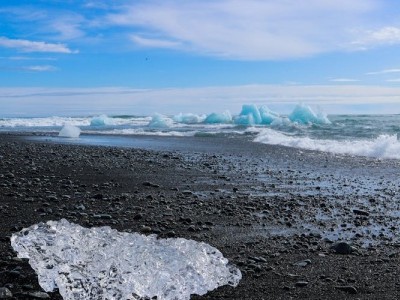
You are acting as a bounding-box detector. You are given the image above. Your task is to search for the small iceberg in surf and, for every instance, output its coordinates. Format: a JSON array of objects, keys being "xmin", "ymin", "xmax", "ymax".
[
  {"xmin": 148, "ymin": 113, "xmax": 173, "ymax": 128},
  {"xmin": 233, "ymin": 104, "xmax": 328, "ymax": 126},
  {"xmin": 289, "ymin": 103, "xmax": 330, "ymax": 125},
  {"xmin": 58, "ymin": 125, "xmax": 81, "ymax": 138},
  {"xmin": 204, "ymin": 111, "xmax": 232, "ymax": 124},
  {"xmin": 90, "ymin": 114, "xmax": 114, "ymax": 126},
  {"xmin": 234, "ymin": 104, "xmax": 281, "ymax": 125}
]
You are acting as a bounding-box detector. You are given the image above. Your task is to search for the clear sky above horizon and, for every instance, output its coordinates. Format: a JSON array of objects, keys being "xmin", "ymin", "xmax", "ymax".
[{"xmin": 1, "ymin": 0, "xmax": 400, "ymax": 116}]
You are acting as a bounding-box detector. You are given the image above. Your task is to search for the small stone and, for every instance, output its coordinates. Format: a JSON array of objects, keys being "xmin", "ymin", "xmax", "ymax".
[
  {"xmin": 187, "ymin": 225, "xmax": 196, "ymax": 232},
  {"xmin": 335, "ymin": 285, "xmax": 358, "ymax": 294},
  {"xmin": 295, "ymin": 281, "xmax": 309, "ymax": 287},
  {"xmin": 331, "ymin": 242, "xmax": 353, "ymax": 254},
  {"xmin": 140, "ymin": 226, "xmax": 152, "ymax": 234},
  {"xmin": 133, "ymin": 213, "xmax": 143, "ymax": 220},
  {"xmin": 166, "ymin": 231, "xmax": 176, "ymax": 237},
  {"xmin": 27, "ymin": 291, "xmax": 50, "ymax": 299},
  {"xmin": 293, "ymin": 259, "xmax": 312, "ymax": 267},
  {"xmin": 352, "ymin": 209, "xmax": 369, "ymax": 216},
  {"xmin": 143, "ymin": 182, "xmax": 159, "ymax": 188},
  {"xmin": 93, "ymin": 193, "xmax": 103, "ymax": 200},
  {"xmin": 94, "ymin": 214, "xmax": 112, "ymax": 220},
  {"xmin": 0, "ymin": 287, "xmax": 12, "ymax": 299},
  {"xmin": 181, "ymin": 190, "xmax": 193, "ymax": 196}
]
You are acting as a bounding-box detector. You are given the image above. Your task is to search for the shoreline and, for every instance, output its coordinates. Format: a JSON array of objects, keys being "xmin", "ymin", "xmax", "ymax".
[{"xmin": 0, "ymin": 134, "xmax": 399, "ymax": 299}]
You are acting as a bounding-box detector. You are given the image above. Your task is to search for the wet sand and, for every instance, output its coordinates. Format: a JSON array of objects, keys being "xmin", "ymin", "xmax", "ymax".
[{"xmin": 0, "ymin": 133, "xmax": 400, "ymax": 299}]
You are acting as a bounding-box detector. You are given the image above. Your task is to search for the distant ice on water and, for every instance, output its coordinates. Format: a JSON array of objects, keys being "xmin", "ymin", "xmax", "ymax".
[
  {"xmin": 90, "ymin": 114, "xmax": 114, "ymax": 126},
  {"xmin": 11, "ymin": 219, "xmax": 241, "ymax": 300},
  {"xmin": 148, "ymin": 113, "xmax": 173, "ymax": 128}
]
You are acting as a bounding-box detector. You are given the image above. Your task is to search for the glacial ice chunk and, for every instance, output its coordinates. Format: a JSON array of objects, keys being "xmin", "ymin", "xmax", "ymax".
[
  {"xmin": 236, "ymin": 104, "xmax": 262, "ymax": 125},
  {"xmin": 90, "ymin": 114, "xmax": 114, "ymax": 126},
  {"xmin": 259, "ymin": 106, "xmax": 280, "ymax": 125},
  {"xmin": 58, "ymin": 125, "xmax": 81, "ymax": 138},
  {"xmin": 289, "ymin": 104, "xmax": 330, "ymax": 125},
  {"xmin": 235, "ymin": 114, "xmax": 255, "ymax": 126},
  {"xmin": 204, "ymin": 111, "xmax": 232, "ymax": 124},
  {"xmin": 148, "ymin": 113, "xmax": 173, "ymax": 128},
  {"xmin": 234, "ymin": 105, "xmax": 280, "ymax": 126},
  {"xmin": 11, "ymin": 219, "xmax": 241, "ymax": 300}
]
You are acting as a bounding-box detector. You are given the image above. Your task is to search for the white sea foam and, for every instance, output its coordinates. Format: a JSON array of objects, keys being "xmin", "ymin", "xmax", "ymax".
[
  {"xmin": 173, "ymin": 113, "xmax": 206, "ymax": 124},
  {"xmin": 0, "ymin": 116, "xmax": 151, "ymax": 129},
  {"xmin": 254, "ymin": 128, "xmax": 400, "ymax": 159},
  {"xmin": 100, "ymin": 129, "xmax": 197, "ymax": 137},
  {"xmin": 0, "ymin": 117, "xmax": 90, "ymax": 128},
  {"xmin": 11, "ymin": 219, "xmax": 241, "ymax": 300}
]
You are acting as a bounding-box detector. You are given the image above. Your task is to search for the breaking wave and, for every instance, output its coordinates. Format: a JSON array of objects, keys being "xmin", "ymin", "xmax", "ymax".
[{"xmin": 254, "ymin": 128, "xmax": 400, "ymax": 159}]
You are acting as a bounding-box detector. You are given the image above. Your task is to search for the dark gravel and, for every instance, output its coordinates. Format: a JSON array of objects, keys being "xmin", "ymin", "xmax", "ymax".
[{"xmin": 0, "ymin": 133, "xmax": 400, "ymax": 299}]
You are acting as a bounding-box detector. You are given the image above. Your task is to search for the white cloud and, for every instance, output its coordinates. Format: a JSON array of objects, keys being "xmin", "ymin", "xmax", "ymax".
[
  {"xmin": 367, "ymin": 68, "xmax": 400, "ymax": 75},
  {"xmin": 22, "ymin": 65, "xmax": 57, "ymax": 72},
  {"xmin": 51, "ymin": 15, "xmax": 85, "ymax": 40},
  {"xmin": 330, "ymin": 78, "xmax": 360, "ymax": 82},
  {"xmin": 130, "ymin": 35, "xmax": 182, "ymax": 49},
  {"xmin": 83, "ymin": 1, "xmax": 110, "ymax": 10},
  {"xmin": 386, "ymin": 78, "xmax": 400, "ymax": 82},
  {"xmin": 0, "ymin": 37, "xmax": 76, "ymax": 53},
  {"xmin": 353, "ymin": 26, "xmax": 400, "ymax": 49},
  {"xmin": 106, "ymin": 0, "xmax": 378, "ymax": 60}
]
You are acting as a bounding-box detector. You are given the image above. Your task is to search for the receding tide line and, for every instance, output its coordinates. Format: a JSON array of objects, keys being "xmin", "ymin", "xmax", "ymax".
[{"xmin": 11, "ymin": 219, "xmax": 242, "ymax": 300}]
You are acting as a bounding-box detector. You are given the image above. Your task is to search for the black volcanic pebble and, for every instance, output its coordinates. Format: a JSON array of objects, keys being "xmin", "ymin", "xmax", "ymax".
[
  {"xmin": 331, "ymin": 242, "xmax": 353, "ymax": 254},
  {"xmin": 352, "ymin": 209, "xmax": 369, "ymax": 216},
  {"xmin": 0, "ymin": 287, "xmax": 12, "ymax": 298},
  {"xmin": 335, "ymin": 285, "xmax": 358, "ymax": 294}
]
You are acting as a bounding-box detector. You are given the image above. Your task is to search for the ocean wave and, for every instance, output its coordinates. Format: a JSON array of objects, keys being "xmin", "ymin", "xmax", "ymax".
[
  {"xmin": 0, "ymin": 116, "xmax": 90, "ymax": 127},
  {"xmin": 254, "ymin": 128, "xmax": 400, "ymax": 159},
  {"xmin": 0, "ymin": 116, "xmax": 151, "ymax": 128}
]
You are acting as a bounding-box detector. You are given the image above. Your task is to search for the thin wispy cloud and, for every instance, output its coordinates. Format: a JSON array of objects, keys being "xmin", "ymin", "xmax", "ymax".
[
  {"xmin": 366, "ymin": 68, "xmax": 400, "ymax": 75},
  {"xmin": 130, "ymin": 35, "xmax": 182, "ymax": 49},
  {"xmin": 51, "ymin": 15, "xmax": 86, "ymax": 40},
  {"xmin": 0, "ymin": 6, "xmax": 86, "ymax": 42},
  {"xmin": 0, "ymin": 37, "xmax": 76, "ymax": 53},
  {"xmin": 352, "ymin": 26, "xmax": 400, "ymax": 49},
  {"xmin": 386, "ymin": 78, "xmax": 400, "ymax": 82},
  {"xmin": 22, "ymin": 65, "xmax": 57, "ymax": 72},
  {"xmin": 330, "ymin": 78, "xmax": 360, "ymax": 82}
]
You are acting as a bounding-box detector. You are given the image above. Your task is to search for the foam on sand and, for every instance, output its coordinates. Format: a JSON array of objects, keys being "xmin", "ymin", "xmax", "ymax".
[
  {"xmin": 58, "ymin": 125, "xmax": 81, "ymax": 138},
  {"xmin": 254, "ymin": 128, "xmax": 400, "ymax": 159},
  {"xmin": 11, "ymin": 219, "xmax": 241, "ymax": 300}
]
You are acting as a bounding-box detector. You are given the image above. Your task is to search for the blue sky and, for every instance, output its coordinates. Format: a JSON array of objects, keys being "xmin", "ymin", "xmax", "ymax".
[{"xmin": 1, "ymin": 0, "xmax": 400, "ymax": 116}]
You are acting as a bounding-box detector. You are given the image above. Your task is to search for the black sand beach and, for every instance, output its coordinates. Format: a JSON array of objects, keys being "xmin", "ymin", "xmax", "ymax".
[{"xmin": 1, "ymin": 134, "xmax": 400, "ymax": 299}]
